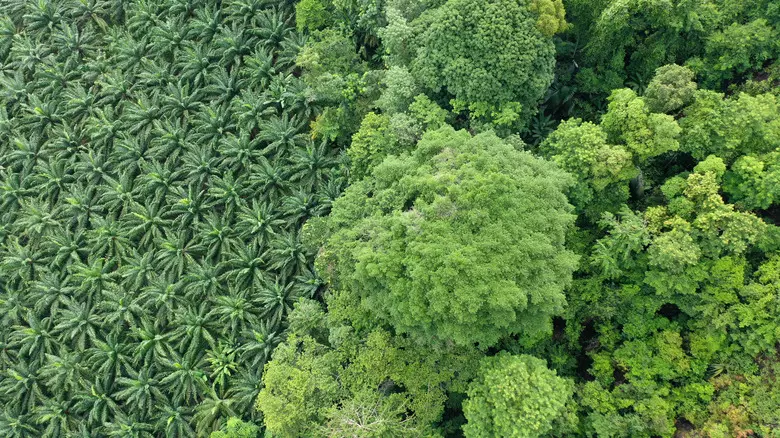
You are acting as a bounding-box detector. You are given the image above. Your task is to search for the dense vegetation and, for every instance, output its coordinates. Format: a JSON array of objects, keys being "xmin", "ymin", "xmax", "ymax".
[{"xmin": 0, "ymin": 0, "xmax": 777, "ymax": 437}]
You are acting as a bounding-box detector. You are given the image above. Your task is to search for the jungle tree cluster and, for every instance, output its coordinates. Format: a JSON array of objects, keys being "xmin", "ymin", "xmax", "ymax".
[
  {"xmin": 256, "ymin": 0, "xmax": 780, "ymax": 437},
  {"xmin": 0, "ymin": 0, "xmax": 343, "ymax": 435}
]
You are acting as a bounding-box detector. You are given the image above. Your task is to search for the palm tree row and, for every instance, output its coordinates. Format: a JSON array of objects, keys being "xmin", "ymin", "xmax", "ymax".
[{"xmin": 0, "ymin": 0, "xmax": 340, "ymax": 435}]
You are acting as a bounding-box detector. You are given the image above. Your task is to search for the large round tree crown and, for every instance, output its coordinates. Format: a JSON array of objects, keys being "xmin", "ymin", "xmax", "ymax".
[{"xmin": 314, "ymin": 126, "xmax": 578, "ymax": 347}]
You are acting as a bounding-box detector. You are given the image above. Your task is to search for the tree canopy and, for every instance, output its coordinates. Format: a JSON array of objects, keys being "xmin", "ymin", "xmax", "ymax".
[
  {"xmin": 309, "ymin": 125, "xmax": 578, "ymax": 347},
  {"xmin": 1, "ymin": 0, "xmax": 778, "ymax": 436}
]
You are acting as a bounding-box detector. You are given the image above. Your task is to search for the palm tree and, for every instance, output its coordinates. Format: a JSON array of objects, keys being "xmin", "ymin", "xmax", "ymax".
[
  {"xmin": 280, "ymin": 189, "xmax": 322, "ymax": 225},
  {"xmin": 74, "ymin": 149, "xmax": 113, "ymax": 186},
  {"xmin": 132, "ymin": 320, "xmax": 175, "ymax": 367},
  {"xmin": 294, "ymin": 266, "xmax": 326, "ymax": 300},
  {"xmin": 94, "ymin": 285, "xmax": 144, "ymax": 338},
  {"xmin": 1, "ymin": 236, "xmax": 48, "ymax": 283},
  {"xmin": 96, "ymin": 171, "xmax": 135, "ymax": 216},
  {"xmin": 248, "ymin": 157, "xmax": 291, "ymax": 204},
  {"xmin": 87, "ymin": 216, "xmax": 131, "ymax": 261},
  {"xmin": 86, "ymin": 106, "xmax": 123, "ymax": 153},
  {"xmin": 166, "ymin": 185, "xmax": 213, "ymax": 230},
  {"xmin": 67, "ymin": 0, "xmax": 110, "ymax": 32},
  {"xmin": 190, "ymin": 104, "xmax": 235, "ymax": 146},
  {"xmin": 238, "ymin": 319, "xmax": 281, "ymax": 369},
  {"xmin": 254, "ymin": 7, "xmax": 293, "ymax": 51},
  {"xmin": 219, "ymin": 245, "xmax": 267, "ymax": 290},
  {"xmin": 33, "ymin": 397, "xmax": 79, "ymax": 437},
  {"xmin": 125, "ymin": 0, "xmax": 164, "ymax": 39},
  {"xmin": 175, "ymin": 42, "xmax": 217, "ymax": 88},
  {"xmin": 195, "ymin": 212, "xmax": 234, "ymax": 262},
  {"xmin": 235, "ymin": 199, "xmax": 284, "ymax": 250},
  {"xmin": 206, "ymin": 172, "xmax": 245, "ymax": 220},
  {"xmin": 0, "ymin": 362, "xmax": 45, "ymax": 413},
  {"xmin": 209, "ymin": 286, "xmax": 261, "ymax": 340},
  {"xmin": 72, "ymin": 380, "xmax": 122, "ymax": 430},
  {"xmin": 39, "ymin": 349, "xmax": 90, "ymax": 396},
  {"xmin": 29, "ymin": 272, "xmax": 72, "ymax": 319},
  {"xmin": 214, "ymin": 22, "xmax": 257, "ymax": 69},
  {"xmin": 149, "ymin": 17, "xmax": 191, "ymax": 62},
  {"xmin": 137, "ymin": 275, "xmax": 186, "ymax": 324},
  {"xmin": 266, "ymin": 229, "xmax": 309, "ymax": 280},
  {"xmin": 119, "ymin": 249, "xmax": 156, "ymax": 291},
  {"xmin": 136, "ymin": 154, "xmax": 183, "ymax": 204},
  {"xmin": 231, "ymin": 88, "xmax": 274, "ymax": 134},
  {"xmin": 205, "ymin": 341, "xmax": 238, "ymax": 393},
  {"xmin": 111, "ymin": 31, "xmax": 149, "ymax": 73},
  {"xmin": 160, "ymin": 81, "xmax": 202, "ymax": 124},
  {"xmin": 4, "ymin": 134, "xmax": 46, "ymax": 174},
  {"xmin": 257, "ymin": 277, "xmax": 298, "ymax": 326},
  {"xmin": 225, "ymin": 369, "xmax": 263, "ymax": 420},
  {"xmin": 11, "ymin": 313, "xmax": 56, "ymax": 367},
  {"xmin": 242, "ymin": 47, "xmax": 276, "ymax": 90},
  {"xmin": 14, "ymin": 199, "xmax": 60, "ymax": 241},
  {"xmin": 155, "ymin": 230, "xmax": 201, "ymax": 278},
  {"xmin": 53, "ymin": 298, "xmax": 101, "ymax": 351},
  {"xmin": 192, "ymin": 389, "xmax": 237, "ymax": 435},
  {"xmin": 21, "ymin": 0, "xmax": 65, "ymax": 34},
  {"xmin": 60, "ymin": 182, "xmax": 101, "ymax": 229},
  {"xmin": 159, "ymin": 351, "xmax": 209, "ymax": 405},
  {"xmin": 181, "ymin": 143, "xmax": 218, "ymax": 190},
  {"xmin": 180, "ymin": 259, "xmax": 221, "ymax": 302},
  {"xmin": 113, "ymin": 366, "xmax": 167, "ymax": 421},
  {"xmin": 35, "ymin": 155, "xmax": 76, "ymax": 206},
  {"xmin": 225, "ymin": 0, "xmax": 272, "ymax": 27},
  {"xmin": 154, "ymin": 401, "xmax": 195, "ymax": 437},
  {"xmin": 137, "ymin": 57, "xmax": 176, "ymax": 91},
  {"xmin": 45, "ymin": 227, "xmax": 88, "ymax": 269},
  {"xmin": 102, "ymin": 412, "xmax": 155, "ymax": 437},
  {"xmin": 52, "ymin": 22, "xmax": 98, "ymax": 62},
  {"xmin": 125, "ymin": 200, "xmax": 171, "ymax": 248},
  {"xmin": 256, "ymin": 113, "xmax": 307, "ymax": 158},
  {"xmin": 189, "ymin": 4, "xmax": 221, "ymax": 45},
  {"xmin": 1, "ymin": 170, "xmax": 35, "ymax": 216},
  {"xmin": 149, "ymin": 118, "xmax": 191, "ymax": 163},
  {"xmin": 169, "ymin": 303, "xmax": 216, "ymax": 360},
  {"xmin": 123, "ymin": 92, "xmax": 161, "ymax": 138},
  {"xmin": 85, "ymin": 333, "xmax": 133, "ymax": 389},
  {"xmin": 288, "ymin": 140, "xmax": 337, "ymax": 191},
  {"xmin": 0, "ymin": 406, "xmax": 38, "ymax": 438},
  {"xmin": 216, "ymin": 133, "xmax": 259, "ymax": 175},
  {"xmin": 69, "ymin": 256, "xmax": 114, "ymax": 304}
]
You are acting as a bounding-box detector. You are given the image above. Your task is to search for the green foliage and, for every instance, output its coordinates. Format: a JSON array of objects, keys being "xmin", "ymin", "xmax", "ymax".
[
  {"xmin": 313, "ymin": 126, "xmax": 578, "ymax": 347},
  {"xmin": 529, "ymin": 0, "xmax": 569, "ymax": 37},
  {"xmin": 462, "ymin": 353, "xmax": 576, "ymax": 438},
  {"xmin": 696, "ymin": 19, "xmax": 778, "ymax": 86},
  {"xmin": 256, "ymin": 335, "xmax": 342, "ymax": 436},
  {"xmin": 257, "ymin": 300, "xmax": 480, "ymax": 437},
  {"xmin": 680, "ymin": 90, "xmax": 780, "ymax": 162},
  {"xmin": 571, "ymin": 160, "xmax": 778, "ymax": 435},
  {"xmin": 408, "ymin": 0, "xmax": 557, "ymax": 126},
  {"xmin": 601, "ymin": 89, "xmax": 681, "ymax": 162},
  {"xmin": 564, "ymin": 0, "xmax": 778, "ymax": 106},
  {"xmin": 724, "ymin": 152, "xmax": 780, "ymax": 210},
  {"xmin": 347, "ymin": 112, "xmax": 399, "ymax": 181},
  {"xmin": 2, "ymin": 0, "xmax": 779, "ymax": 437},
  {"xmin": 643, "ymin": 64, "xmax": 697, "ymax": 114},
  {"xmin": 299, "ymin": 28, "xmax": 382, "ymax": 145},
  {"xmin": 296, "ymin": 0, "xmax": 333, "ymax": 32},
  {"xmin": 541, "ymin": 118, "xmax": 636, "ymax": 217},
  {"xmin": 210, "ymin": 417, "xmax": 260, "ymax": 438}
]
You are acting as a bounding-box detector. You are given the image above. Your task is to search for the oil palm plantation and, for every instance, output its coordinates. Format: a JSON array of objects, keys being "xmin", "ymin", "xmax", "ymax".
[{"xmin": 0, "ymin": 0, "xmax": 341, "ymax": 434}]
